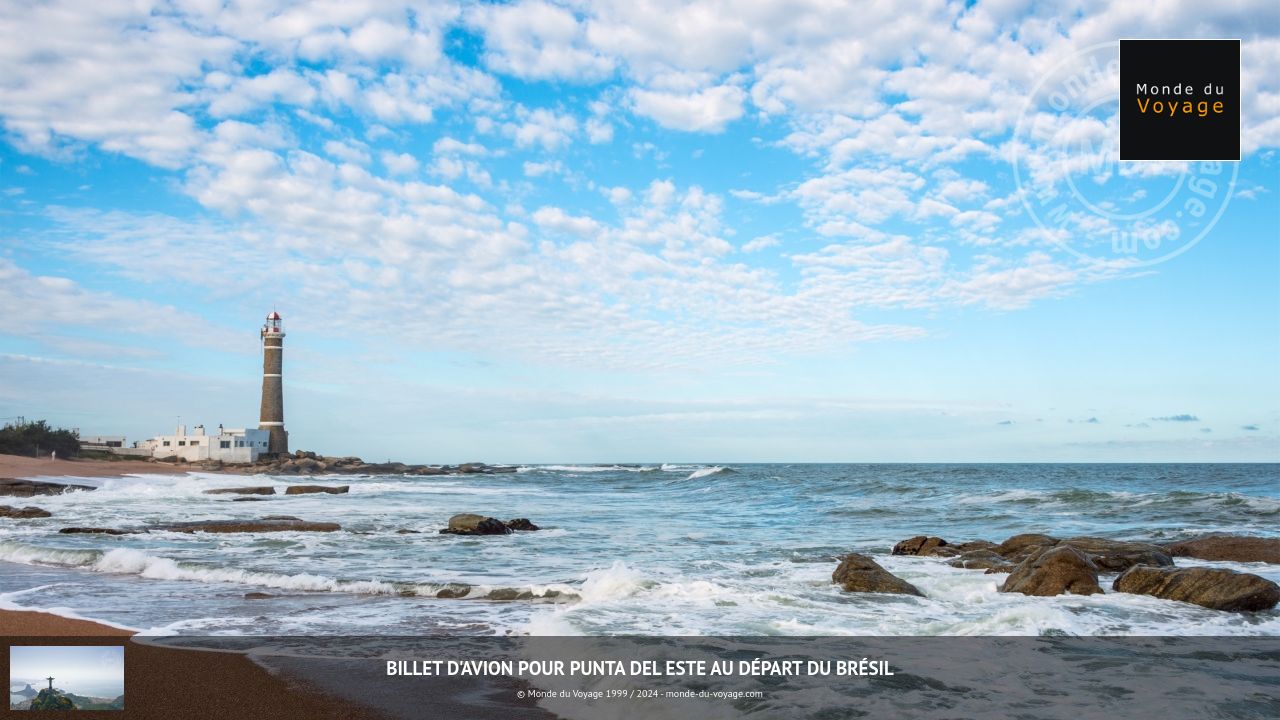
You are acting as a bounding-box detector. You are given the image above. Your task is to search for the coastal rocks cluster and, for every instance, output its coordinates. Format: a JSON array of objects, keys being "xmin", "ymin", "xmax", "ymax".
[
  {"xmin": 201, "ymin": 484, "xmax": 350, "ymax": 496},
  {"xmin": 439, "ymin": 513, "xmax": 541, "ymax": 535},
  {"xmin": 832, "ymin": 532, "xmax": 1280, "ymax": 613},
  {"xmin": 154, "ymin": 515, "xmax": 342, "ymax": 533},
  {"xmin": 0, "ymin": 477, "xmax": 94, "ymax": 497},
  {"xmin": 54, "ymin": 516, "xmax": 343, "ymax": 535},
  {"xmin": 162, "ymin": 450, "xmax": 519, "ymax": 476},
  {"xmin": 0, "ymin": 504, "xmax": 52, "ymax": 518}
]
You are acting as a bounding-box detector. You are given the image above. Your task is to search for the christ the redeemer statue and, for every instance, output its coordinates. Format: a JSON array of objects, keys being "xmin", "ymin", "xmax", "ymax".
[{"xmin": 46, "ymin": 676, "xmax": 54, "ymax": 690}]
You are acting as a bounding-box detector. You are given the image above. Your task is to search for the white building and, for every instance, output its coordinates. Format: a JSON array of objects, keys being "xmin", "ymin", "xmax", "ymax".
[{"xmin": 138, "ymin": 424, "xmax": 271, "ymax": 463}]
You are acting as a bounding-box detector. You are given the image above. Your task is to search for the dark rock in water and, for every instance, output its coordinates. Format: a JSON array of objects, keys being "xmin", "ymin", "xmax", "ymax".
[
  {"xmin": 949, "ymin": 549, "xmax": 1014, "ymax": 572},
  {"xmin": 232, "ymin": 497, "xmax": 269, "ymax": 502},
  {"xmin": 285, "ymin": 484, "xmax": 350, "ymax": 495},
  {"xmin": 396, "ymin": 528, "xmax": 421, "ymax": 534},
  {"xmin": 0, "ymin": 478, "xmax": 95, "ymax": 497},
  {"xmin": 244, "ymin": 592, "xmax": 276, "ymax": 599},
  {"xmin": 955, "ymin": 540, "xmax": 997, "ymax": 553},
  {"xmin": 439, "ymin": 513, "xmax": 512, "ymax": 535},
  {"xmin": 486, "ymin": 588, "xmax": 536, "ymax": 601},
  {"xmin": 204, "ymin": 486, "xmax": 276, "ymax": 495},
  {"xmin": 0, "ymin": 504, "xmax": 52, "ymax": 518},
  {"xmin": 1165, "ymin": 535, "xmax": 1280, "ymax": 564},
  {"xmin": 505, "ymin": 518, "xmax": 540, "ymax": 531},
  {"xmin": 436, "ymin": 585, "xmax": 471, "ymax": 599},
  {"xmin": 1055, "ymin": 537, "xmax": 1173, "ymax": 572},
  {"xmin": 1000, "ymin": 546, "xmax": 1102, "ymax": 596},
  {"xmin": 1114, "ymin": 565, "xmax": 1280, "ymax": 612},
  {"xmin": 59, "ymin": 526, "xmax": 134, "ymax": 535},
  {"xmin": 892, "ymin": 536, "xmax": 957, "ymax": 557},
  {"xmin": 832, "ymin": 554, "xmax": 924, "ymax": 596},
  {"xmin": 995, "ymin": 533, "xmax": 1059, "ymax": 560},
  {"xmin": 152, "ymin": 517, "xmax": 341, "ymax": 533}
]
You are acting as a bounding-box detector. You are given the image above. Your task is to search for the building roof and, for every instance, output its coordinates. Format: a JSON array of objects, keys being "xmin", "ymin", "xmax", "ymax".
[{"xmin": 266, "ymin": 311, "xmax": 281, "ymax": 320}]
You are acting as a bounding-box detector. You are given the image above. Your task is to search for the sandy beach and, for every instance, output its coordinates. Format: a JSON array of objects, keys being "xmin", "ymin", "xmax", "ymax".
[
  {"xmin": 0, "ymin": 453, "xmax": 241, "ymax": 480},
  {"xmin": 1, "ymin": 608, "xmax": 386, "ymax": 719}
]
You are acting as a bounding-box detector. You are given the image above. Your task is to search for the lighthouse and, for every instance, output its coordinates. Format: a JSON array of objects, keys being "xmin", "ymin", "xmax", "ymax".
[{"xmin": 259, "ymin": 311, "xmax": 288, "ymax": 455}]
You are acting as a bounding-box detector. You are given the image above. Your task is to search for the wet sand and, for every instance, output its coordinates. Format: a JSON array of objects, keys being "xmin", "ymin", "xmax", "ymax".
[
  {"xmin": 0, "ymin": 453, "xmax": 243, "ymax": 480},
  {"xmin": 0, "ymin": 608, "xmax": 386, "ymax": 719}
]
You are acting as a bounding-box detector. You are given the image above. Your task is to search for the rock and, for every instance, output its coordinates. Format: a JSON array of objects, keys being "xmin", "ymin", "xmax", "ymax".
[
  {"xmin": 152, "ymin": 517, "xmax": 341, "ymax": 533},
  {"xmin": 0, "ymin": 478, "xmax": 95, "ymax": 497},
  {"xmin": 294, "ymin": 450, "xmax": 318, "ymax": 460},
  {"xmin": 1165, "ymin": 535, "xmax": 1280, "ymax": 564},
  {"xmin": 439, "ymin": 513, "xmax": 512, "ymax": 535},
  {"xmin": 243, "ymin": 592, "xmax": 276, "ymax": 599},
  {"xmin": 232, "ymin": 497, "xmax": 270, "ymax": 502},
  {"xmin": 955, "ymin": 540, "xmax": 997, "ymax": 552},
  {"xmin": 410, "ymin": 466, "xmax": 449, "ymax": 476},
  {"xmin": 436, "ymin": 586, "xmax": 471, "ymax": 599},
  {"xmin": 1114, "ymin": 565, "xmax": 1280, "ymax": 612},
  {"xmin": 892, "ymin": 535, "xmax": 957, "ymax": 557},
  {"xmin": 284, "ymin": 485, "xmax": 350, "ymax": 495},
  {"xmin": 0, "ymin": 505, "xmax": 52, "ymax": 518},
  {"xmin": 292, "ymin": 457, "xmax": 322, "ymax": 472},
  {"xmin": 204, "ymin": 486, "xmax": 276, "ymax": 495},
  {"xmin": 485, "ymin": 588, "xmax": 536, "ymax": 601},
  {"xmin": 999, "ymin": 546, "xmax": 1102, "ymax": 596},
  {"xmin": 995, "ymin": 533, "xmax": 1059, "ymax": 560},
  {"xmin": 396, "ymin": 529, "xmax": 421, "ymax": 534},
  {"xmin": 831, "ymin": 554, "xmax": 924, "ymax": 596},
  {"xmin": 949, "ymin": 549, "xmax": 1014, "ymax": 572},
  {"xmin": 505, "ymin": 518, "xmax": 540, "ymax": 531},
  {"xmin": 1055, "ymin": 537, "xmax": 1174, "ymax": 572},
  {"xmin": 59, "ymin": 527, "xmax": 134, "ymax": 535}
]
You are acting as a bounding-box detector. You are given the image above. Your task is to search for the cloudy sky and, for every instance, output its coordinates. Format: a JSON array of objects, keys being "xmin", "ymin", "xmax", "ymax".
[
  {"xmin": 1, "ymin": 0, "xmax": 1276, "ymax": 462},
  {"xmin": 10, "ymin": 645, "xmax": 124, "ymax": 697}
]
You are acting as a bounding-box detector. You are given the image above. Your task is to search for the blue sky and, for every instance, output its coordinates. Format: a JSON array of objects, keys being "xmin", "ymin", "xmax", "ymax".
[
  {"xmin": 0, "ymin": 1, "xmax": 1277, "ymax": 462},
  {"xmin": 9, "ymin": 645, "xmax": 124, "ymax": 697}
]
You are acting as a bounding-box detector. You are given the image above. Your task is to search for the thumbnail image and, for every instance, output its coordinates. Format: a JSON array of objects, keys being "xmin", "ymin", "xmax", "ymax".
[{"xmin": 9, "ymin": 646, "xmax": 124, "ymax": 711}]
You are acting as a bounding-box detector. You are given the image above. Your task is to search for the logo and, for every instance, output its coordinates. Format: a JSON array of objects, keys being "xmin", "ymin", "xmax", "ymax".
[{"xmin": 1012, "ymin": 41, "xmax": 1237, "ymax": 266}]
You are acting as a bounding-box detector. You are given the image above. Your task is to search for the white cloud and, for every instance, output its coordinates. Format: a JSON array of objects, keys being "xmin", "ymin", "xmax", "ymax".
[
  {"xmin": 323, "ymin": 139, "xmax": 371, "ymax": 166},
  {"xmin": 629, "ymin": 84, "xmax": 746, "ymax": 132},
  {"xmin": 381, "ymin": 151, "xmax": 420, "ymax": 175},
  {"xmin": 471, "ymin": 1, "xmax": 615, "ymax": 81},
  {"xmin": 741, "ymin": 235, "xmax": 780, "ymax": 252},
  {"xmin": 508, "ymin": 107, "xmax": 577, "ymax": 150}
]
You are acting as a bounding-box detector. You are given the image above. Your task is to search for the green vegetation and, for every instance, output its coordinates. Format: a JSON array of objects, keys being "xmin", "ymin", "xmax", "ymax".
[
  {"xmin": 0, "ymin": 419, "xmax": 81, "ymax": 458},
  {"xmin": 29, "ymin": 688, "xmax": 75, "ymax": 710}
]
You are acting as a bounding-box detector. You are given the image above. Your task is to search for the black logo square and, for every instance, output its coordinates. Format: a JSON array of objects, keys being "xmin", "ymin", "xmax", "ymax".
[{"xmin": 1120, "ymin": 39, "xmax": 1240, "ymax": 161}]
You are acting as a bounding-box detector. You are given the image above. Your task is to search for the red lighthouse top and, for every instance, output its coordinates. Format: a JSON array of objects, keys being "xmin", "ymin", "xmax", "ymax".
[{"xmin": 263, "ymin": 311, "xmax": 284, "ymax": 336}]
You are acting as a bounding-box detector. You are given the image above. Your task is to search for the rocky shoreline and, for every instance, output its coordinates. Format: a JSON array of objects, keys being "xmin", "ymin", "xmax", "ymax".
[
  {"xmin": 165, "ymin": 450, "xmax": 519, "ymax": 476},
  {"xmin": 833, "ymin": 532, "xmax": 1280, "ymax": 612}
]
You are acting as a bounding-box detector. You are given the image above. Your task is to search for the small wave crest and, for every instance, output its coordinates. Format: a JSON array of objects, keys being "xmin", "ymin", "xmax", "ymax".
[
  {"xmin": 685, "ymin": 466, "xmax": 734, "ymax": 480},
  {"xmin": 523, "ymin": 465, "xmax": 663, "ymax": 473}
]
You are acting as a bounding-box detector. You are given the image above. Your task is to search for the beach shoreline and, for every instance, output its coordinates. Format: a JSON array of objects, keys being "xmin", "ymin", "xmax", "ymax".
[
  {"xmin": 0, "ymin": 453, "xmax": 244, "ymax": 480},
  {"xmin": 0, "ymin": 607, "xmax": 387, "ymax": 719}
]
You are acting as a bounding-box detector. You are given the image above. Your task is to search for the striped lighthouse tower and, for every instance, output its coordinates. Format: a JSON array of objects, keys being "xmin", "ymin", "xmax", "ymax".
[{"xmin": 259, "ymin": 311, "xmax": 288, "ymax": 455}]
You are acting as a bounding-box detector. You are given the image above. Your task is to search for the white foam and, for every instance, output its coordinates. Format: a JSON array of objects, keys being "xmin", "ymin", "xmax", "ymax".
[{"xmin": 686, "ymin": 466, "xmax": 729, "ymax": 480}]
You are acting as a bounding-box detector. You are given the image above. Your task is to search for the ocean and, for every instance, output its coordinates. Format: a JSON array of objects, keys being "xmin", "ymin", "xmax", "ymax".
[{"xmin": 1, "ymin": 463, "xmax": 1277, "ymax": 636}]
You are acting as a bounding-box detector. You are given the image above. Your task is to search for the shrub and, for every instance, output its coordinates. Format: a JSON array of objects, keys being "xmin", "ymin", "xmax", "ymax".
[{"xmin": 0, "ymin": 419, "xmax": 81, "ymax": 458}]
